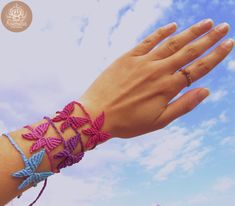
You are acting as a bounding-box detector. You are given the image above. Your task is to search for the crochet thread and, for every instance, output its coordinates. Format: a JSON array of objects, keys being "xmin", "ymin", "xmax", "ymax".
[
  {"xmin": 44, "ymin": 116, "xmax": 84, "ymax": 170},
  {"xmin": 2, "ymin": 133, "xmax": 53, "ymax": 206},
  {"xmin": 52, "ymin": 100, "xmax": 112, "ymax": 150},
  {"xmin": 82, "ymin": 111, "xmax": 112, "ymax": 149},
  {"xmin": 1, "ymin": 101, "xmax": 112, "ymax": 204},
  {"xmin": 22, "ymin": 123, "xmax": 62, "ymax": 173}
]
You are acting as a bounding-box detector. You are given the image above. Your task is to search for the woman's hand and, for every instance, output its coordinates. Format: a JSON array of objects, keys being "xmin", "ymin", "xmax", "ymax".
[{"xmin": 79, "ymin": 19, "xmax": 234, "ymax": 138}]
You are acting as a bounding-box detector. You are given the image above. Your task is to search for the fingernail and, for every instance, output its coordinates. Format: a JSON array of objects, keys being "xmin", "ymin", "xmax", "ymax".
[
  {"xmin": 222, "ymin": 38, "xmax": 235, "ymax": 50},
  {"xmin": 215, "ymin": 22, "xmax": 229, "ymax": 33},
  {"xmin": 200, "ymin": 18, "xmax": 213, "ymax": 28},
  {"xmin": 164, "ymin": 22, "xmax": 177, "ymax": 30},
  {"xmin": 197, "ymin": 88, "xmax": 210, "ymax": 102}
]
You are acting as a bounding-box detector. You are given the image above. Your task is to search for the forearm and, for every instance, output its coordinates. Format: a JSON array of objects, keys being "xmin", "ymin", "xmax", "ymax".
[{"xmin": 0, "ymin": 98, "xmax": 112, "ymax": 205}]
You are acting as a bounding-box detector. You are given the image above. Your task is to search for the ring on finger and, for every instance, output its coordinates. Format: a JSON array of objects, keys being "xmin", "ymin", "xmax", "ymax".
[{"xmin": 179, "ymin": 68, "xmax": 193, "ymax": 87}]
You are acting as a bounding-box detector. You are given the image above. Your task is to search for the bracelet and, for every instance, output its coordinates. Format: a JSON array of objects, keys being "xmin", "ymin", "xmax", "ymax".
[
  {"xmin": 1, "ymin": 101, "xmax": 112, "ymax": 204},
  {"xmin": 44, "ymin": 116, "xmax": 84, "ymax": 170},
  {"xmin": 22, "ymin": 122, "xmax": 62, "ymax": 173},
  {"xmin": 52, "ymin": 100, "xmax": 112, "ymax": 150},
  {"xmin": 2, "ymin": 133, "xmax": 53, "ymax": 206}
]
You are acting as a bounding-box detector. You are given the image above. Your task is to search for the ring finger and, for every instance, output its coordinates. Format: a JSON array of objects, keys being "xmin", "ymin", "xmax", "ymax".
[{"xmin": 172, "ymin": 38, "xmax": 234, "ymax": 93}]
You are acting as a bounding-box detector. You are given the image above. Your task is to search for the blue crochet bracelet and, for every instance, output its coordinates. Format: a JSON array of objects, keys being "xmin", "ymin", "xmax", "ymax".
[{"xmin": 2, "ymin": 133, "xmax": 53, "ymax": 205}]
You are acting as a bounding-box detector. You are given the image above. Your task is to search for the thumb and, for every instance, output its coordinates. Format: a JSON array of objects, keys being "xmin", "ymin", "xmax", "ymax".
[{"xmin": 155, "ymin": 88, "xmax": 210, "ymax": 129}]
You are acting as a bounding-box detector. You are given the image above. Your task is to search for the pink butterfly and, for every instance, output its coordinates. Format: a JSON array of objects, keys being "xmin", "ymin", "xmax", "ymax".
[
  {"xmin": 52, "ymin": 101, "xmax": 89, "ymax": 132},
  {"xmin": 82, "ymin": 112, "xmax": 112, "ymax": 149},
  {"xmin": 22, "ymin": 123, "xmax": 62, "ymax": 153}
]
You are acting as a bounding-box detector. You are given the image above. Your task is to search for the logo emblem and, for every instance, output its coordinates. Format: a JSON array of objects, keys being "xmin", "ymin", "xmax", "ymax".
[{"xmin": 1, "ymin": 1, "xmax": 32, "ymax": 32}]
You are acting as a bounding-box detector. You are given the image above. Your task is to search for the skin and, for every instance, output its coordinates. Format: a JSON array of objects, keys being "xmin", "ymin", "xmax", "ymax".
[
  {"xmin": 79, "ymin": 18, "xmax": 234, "ymax": 138},
  {"xmin": 0, "ymin": 18, "xmax": 234, "ymax": 205}
]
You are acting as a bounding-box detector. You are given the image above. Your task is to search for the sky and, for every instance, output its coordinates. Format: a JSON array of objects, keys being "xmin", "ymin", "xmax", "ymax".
[{"xmin": 0, "ymin": 0, "xmax": 235, "ymax": 205}]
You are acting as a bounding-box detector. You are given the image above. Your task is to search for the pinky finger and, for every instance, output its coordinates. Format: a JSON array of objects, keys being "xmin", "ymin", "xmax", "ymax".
[{"xmin": 153, "ymin": 88, "xmax": 210, "ymax": 129}]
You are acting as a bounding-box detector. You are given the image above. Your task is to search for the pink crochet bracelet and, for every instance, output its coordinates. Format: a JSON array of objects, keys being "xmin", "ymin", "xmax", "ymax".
[
  {"xmin": 14, "ymin": 100, "xmax": 112, "ymax": 205},
  {"xmin": 22, "ymin": 100, "xmax": 112, "ymax": 172}
]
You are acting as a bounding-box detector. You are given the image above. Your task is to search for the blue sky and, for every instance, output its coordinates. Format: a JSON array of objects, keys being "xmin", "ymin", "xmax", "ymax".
[{"xmin": 1, "ymin": 0, "xmax": 235, "ymax": 205}]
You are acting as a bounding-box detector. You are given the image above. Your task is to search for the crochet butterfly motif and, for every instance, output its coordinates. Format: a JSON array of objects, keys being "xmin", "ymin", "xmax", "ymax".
[
  {"xmin": 82, "ymin": 112, "xmax": 112, "ymax": 149},
  {"xmin": 12, "ymin": 149, "xmax": 53, "ymax": 190},
  {"xmin": 52, "ymin": 102, "xmax": 89, "ymax": 132},
  {"xmin": 54, "ymin": 133, "xmax": 84, "ymax": 170},
  {"xmin": 22, "ymin": 123, "xmax": 62, "ymax": 153}
]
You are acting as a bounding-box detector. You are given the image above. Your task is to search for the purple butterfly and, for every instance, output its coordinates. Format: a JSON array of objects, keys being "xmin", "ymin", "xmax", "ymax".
[{"xmin": 54, "ymin": 133, "xmax": 84, "ymax": 170}]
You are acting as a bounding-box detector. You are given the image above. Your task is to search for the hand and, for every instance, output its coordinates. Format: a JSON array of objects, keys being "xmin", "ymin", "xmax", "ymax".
[{"xmin": 79, "ymin": 19, "xmax": 234, "ymax": 138}]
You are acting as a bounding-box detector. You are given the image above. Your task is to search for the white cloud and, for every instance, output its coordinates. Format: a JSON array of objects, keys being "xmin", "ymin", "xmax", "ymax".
[
  {"xmin": 213, "ymin": 177, "xmax": 235, "ymax": 192},
  {"xmin": 7, "ymin": 173, "xmax": 122, "ymax": 206},
  {"xmin": 228, "ymin": 60, "xmax": 235, "ymax": 71},
  {"xmin": 200, "ymin": 118, "xmax": 217, "ymax": 129},
  {"xmin": 123, "ymin": 124, "xmax": 212, "ymax": 182},
  {"xmin": 204, "ymin": 89, "xmax": 228, "ymax": 103},
  {"xmin": 219, "ymin": 111, "xmax": 228, "ymax": 122},
  {"xmin": 167, "ymin": 176, "xmax": 235, "ymax": 206},
  {"xmin": 108, "ymin": 0, "xmax": 173, "ymax": 61},
  {"xmin": 0, "ymin": 120, "xmax": 8, "ymax": 133},
  {"xmin": 0, "ymin": 0, "xmax": 174, "ymax": 121},
  {"xmin": 220, "ymin": 136, "xmax": 235, "ymax": 146}
]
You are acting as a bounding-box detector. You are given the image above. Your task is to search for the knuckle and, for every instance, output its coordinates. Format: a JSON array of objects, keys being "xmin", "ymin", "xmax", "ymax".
[
  {"xmin": 166, "ymin": 38, "xmax": 180, "ymax": 53},
  {"xmin": 132, "ymin": 46, "xmax": 143, "ymax": 56},
  {"xmin": 196, "ymin": 60, "xmax": 211, "ymax": 74},
  {"xmin": 216, "ymin": 44, "xmax": 229, "ymax": 55},
  {"xmin": 185, "ymin": 46, "xmax": 199, "ymax": 60},
  {"xmin": 158, "ymin": 121, "xmax": 168, "ymax": 130},
  {"xmin": 184, "ymin": 99, "xmax": 194, "ymax": 113},
  {"xmin": 189, "ymin": 27, "xmax": 199, "ymax": 38},
  {"xmin": 208, "ymin": 30, "xmax": 220, "ymax": 42},
  {"xmin": 142, "ymin": 36, "xmax": 155, "ymax": 47},
  {"xmin": 143, "ymin": 37, "xmax": 152, "ymax": 44},
  {"xmin": 157, "ymin": 28, "xmax": 164, "ymax": 37}
]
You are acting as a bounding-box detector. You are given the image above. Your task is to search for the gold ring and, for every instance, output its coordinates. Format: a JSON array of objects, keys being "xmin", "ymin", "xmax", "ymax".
[{"xmin": 179, "ymin": 68, "xmax": 192, "ymax": 87}]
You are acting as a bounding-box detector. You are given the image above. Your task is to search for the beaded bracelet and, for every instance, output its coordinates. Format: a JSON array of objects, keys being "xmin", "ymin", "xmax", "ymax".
[{"xmin": 2, "ymin": 133, "xmax": 53, "ymax": 206}]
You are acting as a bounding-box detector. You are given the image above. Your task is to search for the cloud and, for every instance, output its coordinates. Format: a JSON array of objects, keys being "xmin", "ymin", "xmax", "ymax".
[
  {"xmin": 0, "ymin": 120, "xmax": 8, "ymax": 133},
  {"xmin": 167, "ymin": 176, "xmax": 235, "ymax": 206},
  {"xmin": 7, "ymin": 173, "xmax": 123, "ymax": 206},
  {"xmin": 204, "ymin": 89, "xmax": 228, "ymax": 103},
  {"xmin": 213, "ymin": 177, "xmax": 235, "ymax": 192},
  {"xmin": 220, "ymin": 136, "xmax": 235, "ymax": 146},
  {"xmin": 122, "ymin": 124, "xmax": 212, "ymax": 182},
  {"xmin": 228, "ymin": 59, "xmax": 235, "ymax": 72},
  {"xmin": 200, "ymin": 118, "xmax": 217, "ymax": 129},
  {"xmin": 219, "ymin": 111, "xmax": 228, "ymax": 122},
  {"xmin": 0, "ymin": 0, "xmax": 174, "ymax": 123}
]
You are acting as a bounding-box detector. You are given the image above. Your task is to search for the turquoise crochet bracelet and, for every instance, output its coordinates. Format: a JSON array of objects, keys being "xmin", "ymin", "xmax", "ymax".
[{"xmin": 2, "ymin": 133, "xmax": 53, "ymax": 206}]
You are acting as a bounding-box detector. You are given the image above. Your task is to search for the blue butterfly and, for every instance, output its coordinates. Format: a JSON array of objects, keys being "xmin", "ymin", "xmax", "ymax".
[{"xmin": 12, "ymin": 149, "xmax": 53, "ymax": 190}]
